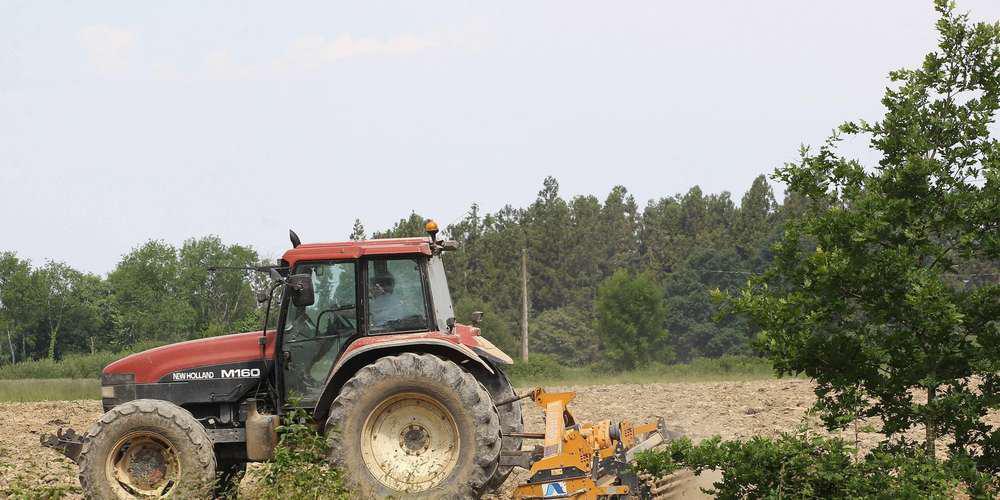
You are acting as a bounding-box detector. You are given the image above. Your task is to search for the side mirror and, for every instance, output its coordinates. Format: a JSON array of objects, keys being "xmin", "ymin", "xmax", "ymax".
[
  {"xmin": 269, "ymin": 268, "xmax": 284, "ymax": 282},
  {"xmin": 286, "ymin": 274, "xmax": 315, "ymax": 307},
  {"xmin": 471, "ymin": 311, "xmax": 483, "ymax": 327}
]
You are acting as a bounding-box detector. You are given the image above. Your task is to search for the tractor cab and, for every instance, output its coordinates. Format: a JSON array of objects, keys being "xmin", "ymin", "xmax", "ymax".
[{"xmin": 277, "ymin": 237, "xmax": 456, "ymax": 408}]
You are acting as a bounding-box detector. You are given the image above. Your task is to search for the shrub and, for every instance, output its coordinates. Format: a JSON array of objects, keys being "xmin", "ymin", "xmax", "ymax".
[
  {"xmin": 251, "ymin": 407, "xmax": 350, "ymax": 500},
  {"xmin": 0, "ymin": 351, "xmax": 120, "ymax": 379},
  {"xmin": 595, "ymin": 269, "xmax": 672, "ymax": 370},
  {"xmin": 506, "ymin": 353, "xmax": 565, "ymax": 383},
  {"xmin": 634, "ymin": 432, "xmax": 999, "ymax": 500}
]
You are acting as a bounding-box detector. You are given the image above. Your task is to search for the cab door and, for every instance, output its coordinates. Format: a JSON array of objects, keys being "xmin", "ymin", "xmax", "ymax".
[{"xmin": 282, "ymin": 260, "xmax": 359, "ymax": 406}]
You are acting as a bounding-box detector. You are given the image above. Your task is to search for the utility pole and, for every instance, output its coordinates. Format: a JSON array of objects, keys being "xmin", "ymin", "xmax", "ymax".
[
  {"xmin": 7, "ymin": 328, "xmax": 14, "ymax": 364},
  {"xmin": 521, "ymin": 248, "xmax": 529, "ymax": 362}
]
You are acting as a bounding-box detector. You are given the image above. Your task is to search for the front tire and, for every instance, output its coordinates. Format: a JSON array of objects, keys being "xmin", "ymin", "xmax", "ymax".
[
  {"xmin": 78, "ymin": 399, "xmax": 217, "ymax": 499},
  {"xmin": 326, "ymin": 353, "xmax": 501, "ymax": 499}
]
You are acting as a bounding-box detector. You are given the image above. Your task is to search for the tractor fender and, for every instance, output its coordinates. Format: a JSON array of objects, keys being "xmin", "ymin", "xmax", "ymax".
[{"xmin": 313, "ymin": 333, "xmax": 496, "ymax": 426}]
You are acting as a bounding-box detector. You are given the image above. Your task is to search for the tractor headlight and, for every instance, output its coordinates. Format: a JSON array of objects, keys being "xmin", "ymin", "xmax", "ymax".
[{"xmin": 100, "ymin": 386, "xmax": 115, "ymax": 398}]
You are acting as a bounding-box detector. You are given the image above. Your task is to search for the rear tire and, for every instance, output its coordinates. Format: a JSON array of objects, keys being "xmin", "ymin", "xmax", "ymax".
[
  {"xmin": 326, "ymin": 353, "xmax": 501, "ymax": 499},
  {"xmin": 481, "ymin": 367, "xmax": 523, "ymax": 491},
  {"xmin": 78, "ymin": 399, "xmax": 217, "ymax": 499}
]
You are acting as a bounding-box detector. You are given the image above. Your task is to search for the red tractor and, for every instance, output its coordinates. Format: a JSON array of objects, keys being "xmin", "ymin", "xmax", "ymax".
[{"xmin": 46, "ymin": 222, "xmax": 524, "ymax": 498}]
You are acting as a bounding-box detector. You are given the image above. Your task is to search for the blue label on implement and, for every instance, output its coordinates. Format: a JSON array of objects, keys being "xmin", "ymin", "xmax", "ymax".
[{"xmin": 544, "ymin": 481, "xmax": 567, "ymax": 497}]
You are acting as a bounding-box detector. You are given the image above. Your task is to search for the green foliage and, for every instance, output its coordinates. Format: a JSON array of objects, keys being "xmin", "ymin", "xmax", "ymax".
[
  {"xmin": 0, "ymin": 253, "xmax": 110, "ymax": 362},
  {"xmin": 0, "ymin": 236, "xmax": 268, "ymax": 366},
  {"xmin": 635, "ymin": 432, "xmax": 998, "ymax": 499},
  {"xmin": 177, "ymin": 236, "xmax": 262, "ymax": 340},
  {"xmin": 372, "ymin": 212, "xmax": 427, "ymax": 239},
  {"xmin": 506, "ymin": 353, "xmax": 566, "ymax": 382},
  {"xmin": 528, "ymin": 306, "xmax": 599, "ymax": 365},
  {"xmin": 0, "ymin": 351, "xmax": 120, "ymax": 379},
  {"xmin": 0, "ymin": 479, "xmax": 80, "ymax": 500},
  {"xmin": 725, "ymin": 0, "xmax": 1000, "ymax": 466},
  {"xmin": 596, "ymin": 269, "xmax": 671, "ymax": 369},
  {"xmin": 253, "ymin": 407, "xmax": 350, "ymax": 500},
  {"xmin": 652, "ymin": 355, "xmax": 775, "ymax": 379},
  {"xmin": 107, "ymin": 240, "xmax": 195, "ymax": 346},
  {"xmin": 348, "ymin": 218, "xmax": 366, "ymax": 241},
  {"xmin": 663, "ymin": 248, "xmax": 756, "ymax": 361}
]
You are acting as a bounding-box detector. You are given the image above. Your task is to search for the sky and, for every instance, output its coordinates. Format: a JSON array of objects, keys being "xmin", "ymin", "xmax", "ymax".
[{"xmin": 3, "ymin": 1, "xmax": 1000, "ymax": 275}]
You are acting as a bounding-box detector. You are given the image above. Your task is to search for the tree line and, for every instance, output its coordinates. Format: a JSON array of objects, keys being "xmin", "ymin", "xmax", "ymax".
[
  {"xmin": 362, "ymin": 173, "xmax": 794, "ymax": 369},
  {"xmin": 0, "ymin": 174, "xmax": 789, "ymax": 368},
  {"xmin": 0, "ymin": 238, "xmax": 265, "ymax": 363}
]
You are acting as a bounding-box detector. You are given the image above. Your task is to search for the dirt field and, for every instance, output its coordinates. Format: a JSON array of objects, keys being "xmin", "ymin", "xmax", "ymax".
[{"xmin": 0, "ymin": 378, "xmax": 964, "ymax": 498}]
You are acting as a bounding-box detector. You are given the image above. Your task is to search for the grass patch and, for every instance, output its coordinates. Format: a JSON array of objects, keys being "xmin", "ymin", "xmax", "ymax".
[
  {"xmin": 1, "ymin": 479, "xmax": 80, "ymax": 500},
  {"xmin": 0, "ymin": 378, "xmax": 99, "ymax": 402},
  {"xmin": 508, "ymin": 356, "xmax": 784, "ymax": 387}
]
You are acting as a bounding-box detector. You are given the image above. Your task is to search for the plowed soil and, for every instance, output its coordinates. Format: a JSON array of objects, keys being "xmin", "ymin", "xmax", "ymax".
[{"xmin": 2, "ymin": 379, "xmax": 981, "ymax": 498}]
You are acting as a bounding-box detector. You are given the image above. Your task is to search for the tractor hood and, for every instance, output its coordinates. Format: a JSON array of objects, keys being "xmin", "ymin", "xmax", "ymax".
[{"xmin": 103, "ymin": 330, "xmax": 277, "ymax": 384}]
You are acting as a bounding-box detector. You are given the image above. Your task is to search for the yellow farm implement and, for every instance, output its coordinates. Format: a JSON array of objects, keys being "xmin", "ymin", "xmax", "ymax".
[{"xmin": 502, "ymin": 388, "xmax": 675, "ymax": 499}]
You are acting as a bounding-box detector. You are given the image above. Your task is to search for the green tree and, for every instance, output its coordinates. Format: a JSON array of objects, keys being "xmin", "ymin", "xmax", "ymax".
[
  {"xmin": 664, "ymin": 248, "xmax": 753, "ymax": 361},
  {"xmin": 599, "ymin": 186, "xmax": 641, "ymax": 275},
  {"xmin": 108, "ymin": 240, "xmax": 195, "ymax": 346},
  {"xmin": 349, "ymin": 219, "xmax": 366, "ymax": 240},
  {"xmin": 529, "ymin": 306, "xmax": 599, "ymax": 365},
  {"xmin": 444, "ymin": 204, "xmax": 527, "ymax": 331},
  {"xmin": 595, "ymin": 269, "xmax": 671, "ymax": 369},
  {"xmin": 640, "ymin": 186, "xmax": 737, "ymax": 277},
  {"xmin": 728, "ymin": 0, "xmax": 1000, "ymax": 465},
  {"xmin": 0, "ymin": 253, "xmax": 34, "ymax": 363},
  {"xmin": 35, "ymin": 263, "xmax": 107, "ymax": 359},
  {"xmin": 523, "ymin": 177, "xmax": 574, "ymax": 311},
  {"xmin": 373, "ymin": 212, "xmax": 427, "ymax": 238},
  {"xmin": 178, "ymin": 236, "xmax": 260, "ymax": 337},
  {"xmin": 734, "ymin": 174, "xmax": 777, "ymax": 261}
]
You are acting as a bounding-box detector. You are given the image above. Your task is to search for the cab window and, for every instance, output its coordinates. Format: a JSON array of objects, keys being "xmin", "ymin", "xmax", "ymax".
[{"xmin": 367, "ymin": 258, "xmax": 431, "ymax": 333}]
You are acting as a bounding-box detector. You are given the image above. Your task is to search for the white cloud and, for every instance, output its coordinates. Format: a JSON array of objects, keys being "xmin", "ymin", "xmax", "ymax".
[
  {"xmin": 278, "ymin": 33, "xmax": 442, "ymax": 71},
  {"xmin": 203, "ymin": 48, "xmax": 257, "ymax": 80},
  {"xmin": 79, "ymin": 25, "xmax": 136, "ymax": 74},
  {"xmin": 72, "ymin": 24, "xmax": 484, "ymax": 82},
  {"xmin": 199, "ymin": 32, "xmax": 455, "ymax": 80}
]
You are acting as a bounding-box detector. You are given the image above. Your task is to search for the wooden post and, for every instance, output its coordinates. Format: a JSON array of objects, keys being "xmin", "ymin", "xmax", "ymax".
[{"xmin": 521, "ymin": 248, "xmax": 529, "ymax": 362}]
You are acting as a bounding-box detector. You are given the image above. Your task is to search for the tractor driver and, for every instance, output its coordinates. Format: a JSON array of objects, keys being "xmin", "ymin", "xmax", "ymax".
[{"xmin": 369, "ymin": 271, "xmax": 404, "ymax": 332}]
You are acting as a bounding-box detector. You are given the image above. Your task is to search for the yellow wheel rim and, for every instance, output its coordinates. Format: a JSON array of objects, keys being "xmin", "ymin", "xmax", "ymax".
[
  {"xmin": 104, "ymin": 430, "xmax": 180, "ymax": 498},
  {"xmin": 361, "ymin": 392, "xmax": 461, "ymax": 493}
]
